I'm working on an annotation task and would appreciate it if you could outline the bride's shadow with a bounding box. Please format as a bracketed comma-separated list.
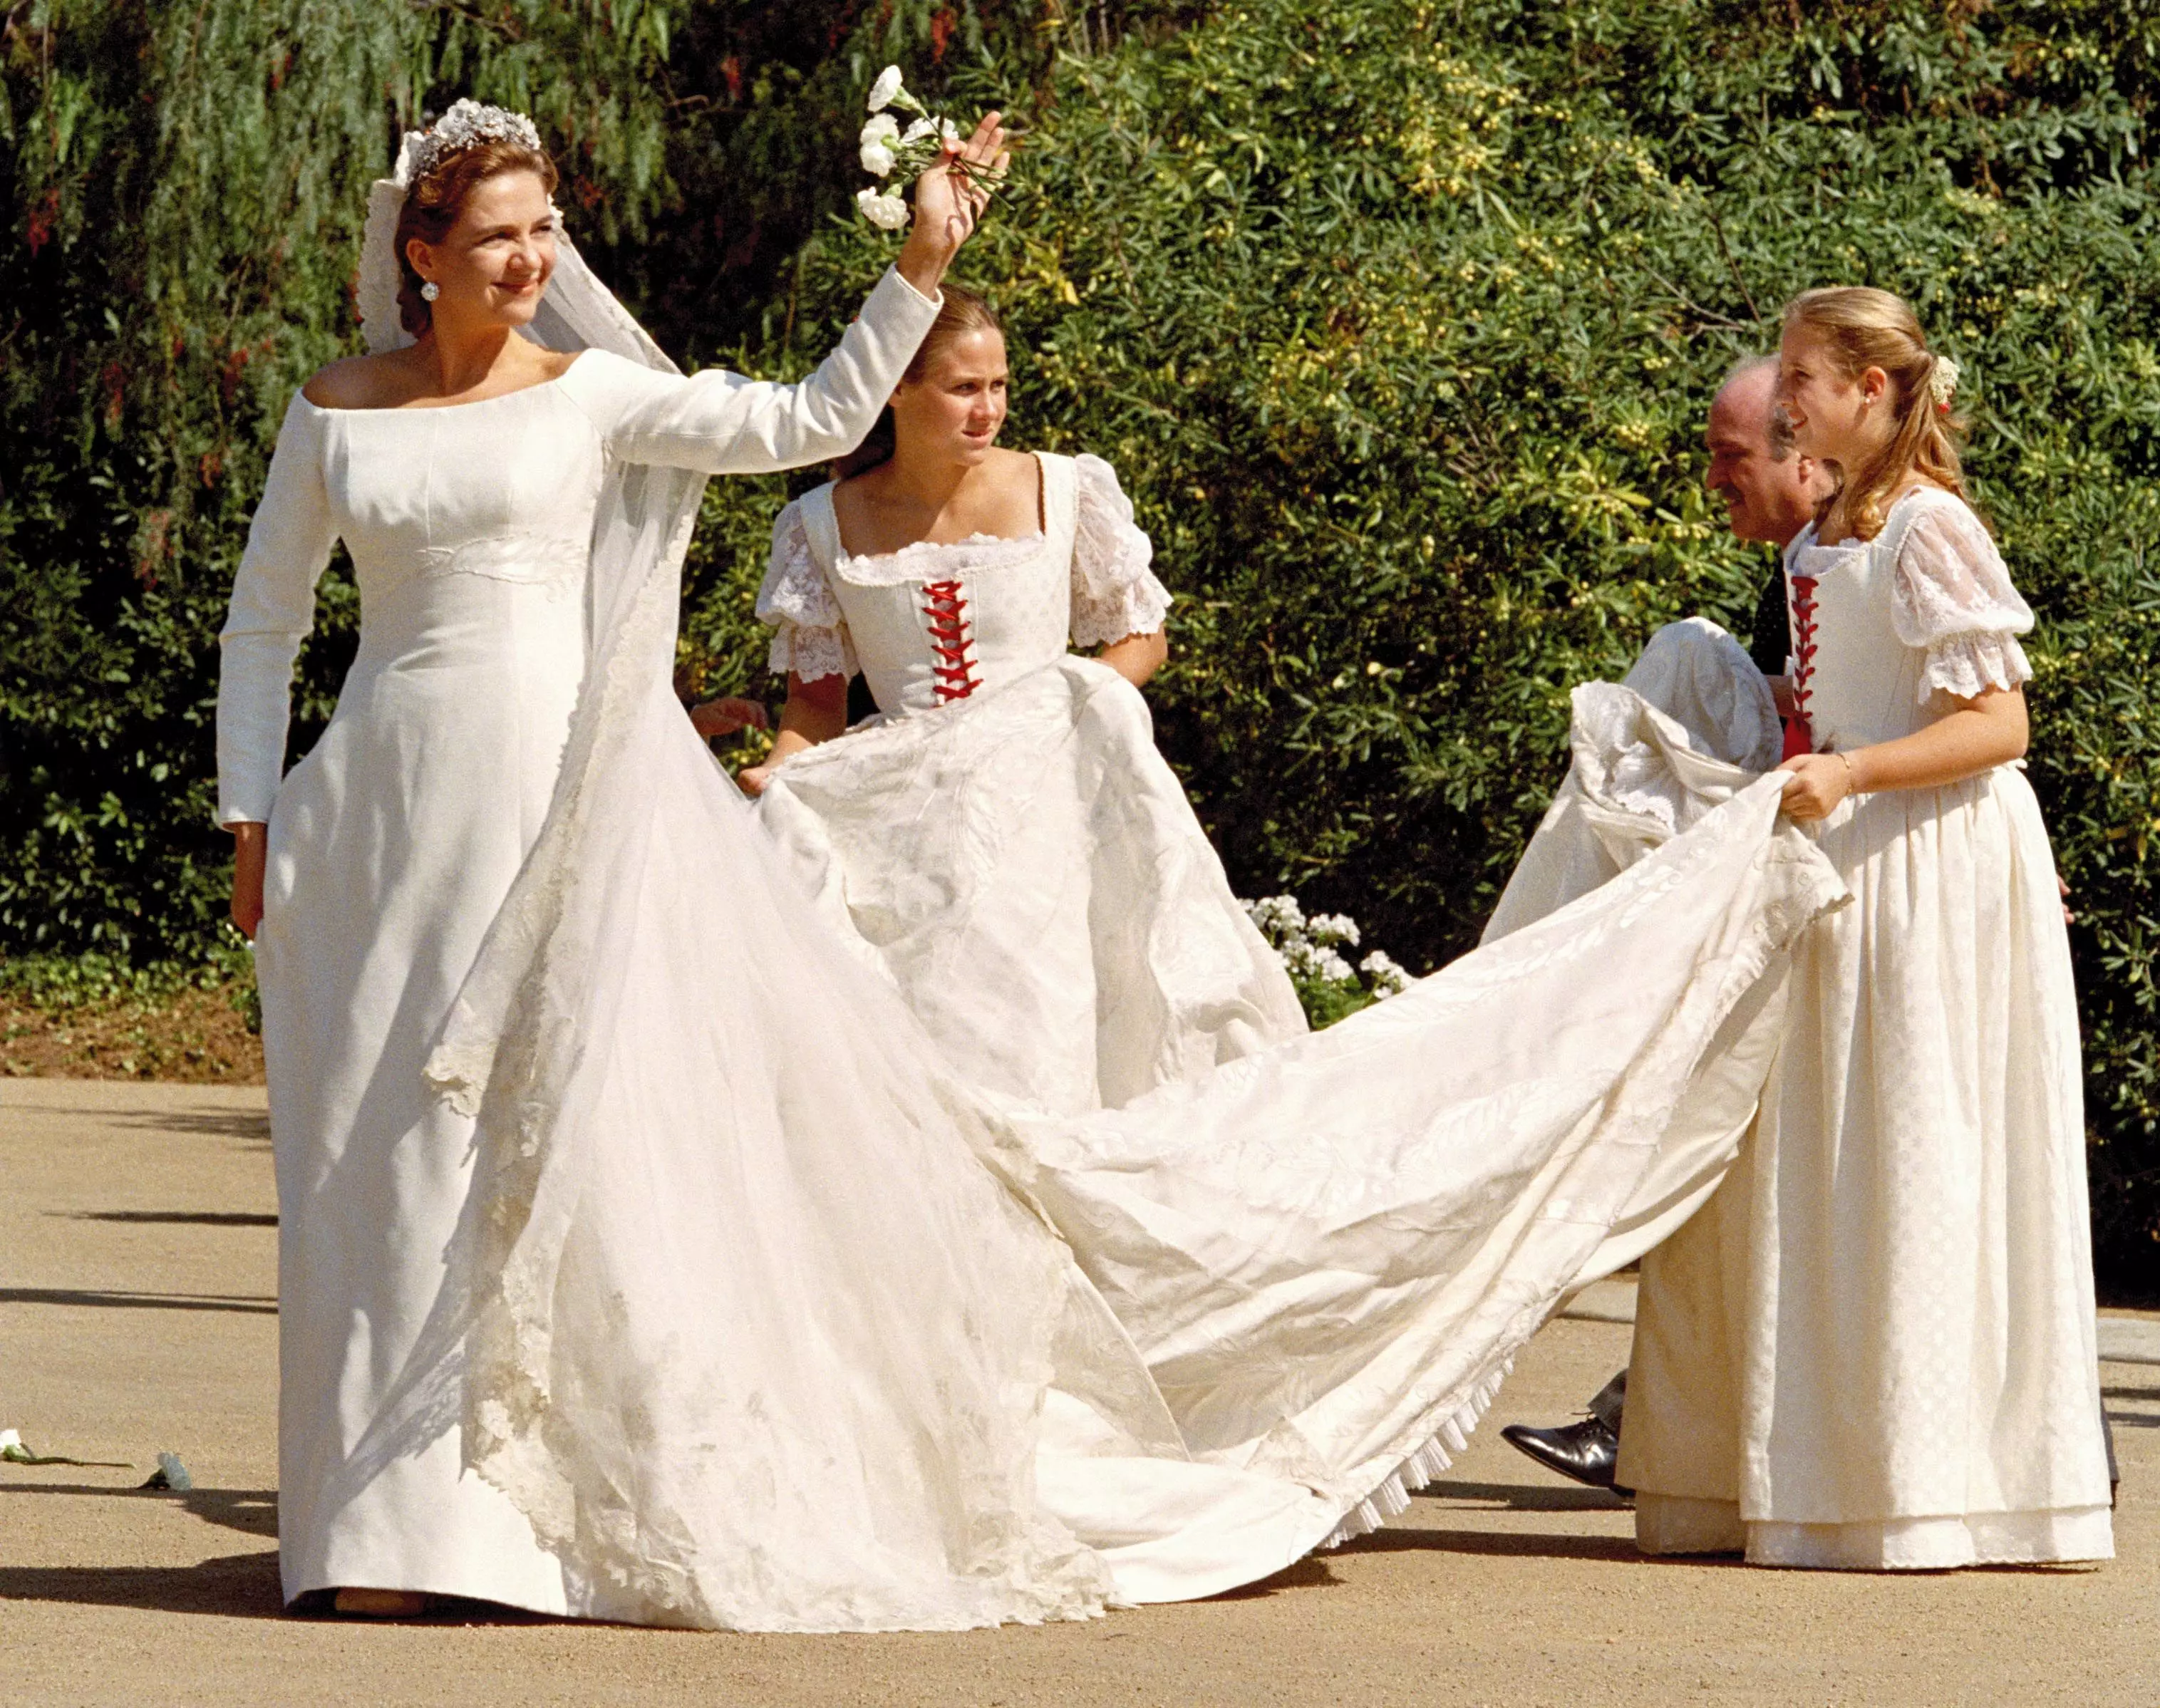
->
[0, 1482, 283, 1618]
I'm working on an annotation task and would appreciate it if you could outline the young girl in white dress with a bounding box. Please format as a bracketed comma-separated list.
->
[1619, 286, 2113, 1570]
[700, 286, 1304, 1115]
[216, 102, 1003, 1617]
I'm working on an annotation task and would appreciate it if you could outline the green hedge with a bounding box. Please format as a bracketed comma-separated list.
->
[6, 1, 2155, 1283]
[685, 0, 2160, 1282]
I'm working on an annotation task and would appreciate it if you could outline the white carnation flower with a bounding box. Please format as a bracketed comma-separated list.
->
[860, 112, 900, 147]
[860, 138, 896, 177]
[867, 66, 905, 113]
[856, 187, 912, 231]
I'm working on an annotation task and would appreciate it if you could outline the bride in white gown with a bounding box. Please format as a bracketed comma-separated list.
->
[215, 101, 1003, 1615]
[227, 100, 1851, 1632]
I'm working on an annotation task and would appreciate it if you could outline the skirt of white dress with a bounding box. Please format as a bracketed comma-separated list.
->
[1622, 762, 2115, 1569]
[753, 656, 1308, 1115]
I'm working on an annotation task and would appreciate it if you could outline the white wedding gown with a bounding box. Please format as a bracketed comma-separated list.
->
[753, 451, 1306, 1114]
[215, 265, 944, 1609]
[224, 237, 1854, 1630]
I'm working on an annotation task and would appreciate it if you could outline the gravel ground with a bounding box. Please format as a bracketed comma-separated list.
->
[3, 1078, 2154, 1707]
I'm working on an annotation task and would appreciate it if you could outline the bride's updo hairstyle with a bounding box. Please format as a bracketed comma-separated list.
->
[393, 135, 559, 338]
[834, 283, 1003, 477]
[1782, 285, 1969, 541]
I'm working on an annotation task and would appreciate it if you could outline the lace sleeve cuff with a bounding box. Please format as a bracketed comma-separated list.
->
[1921, 630, 2032, 703]
[1070, 453, 1174, 648]
[767, 621, 858, 685]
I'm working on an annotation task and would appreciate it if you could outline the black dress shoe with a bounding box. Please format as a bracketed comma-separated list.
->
[1502, 1417, 1626, 1493]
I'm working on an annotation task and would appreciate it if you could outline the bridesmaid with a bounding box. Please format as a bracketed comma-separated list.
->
[1620, 286, 2112, 1569]
[695, 286, 1306, 1116]
[218, 102, 1003, 1616]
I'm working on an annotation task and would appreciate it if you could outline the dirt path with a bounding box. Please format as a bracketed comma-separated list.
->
[3, 1079, 2154, 1707]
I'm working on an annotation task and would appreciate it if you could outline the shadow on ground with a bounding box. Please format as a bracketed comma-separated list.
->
[0, 1287, 275, 1314]
[1336, 1526, 1654, 1565]
[0, 1549, 284, 1619]
[1418, 1478, 1631, 1512]
[61, 1211, 277, 1227]
[0, 1483, 278, 1540]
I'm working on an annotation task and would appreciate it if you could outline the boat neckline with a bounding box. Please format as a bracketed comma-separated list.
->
[295, 351, 589, 415]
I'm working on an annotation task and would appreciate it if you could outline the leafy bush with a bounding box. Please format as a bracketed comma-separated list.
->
[6, 1, 2154, 1282]
[692, 0, 2159, 1282]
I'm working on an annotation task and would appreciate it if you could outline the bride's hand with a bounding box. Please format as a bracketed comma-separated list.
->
[736, 764, 772, 798]
[690, 696, 770, 740]
[896, 111, 1010, 292]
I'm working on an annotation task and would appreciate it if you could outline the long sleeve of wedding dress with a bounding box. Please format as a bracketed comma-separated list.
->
[560, 269, 941, 475]
[215, 398, 336, 825]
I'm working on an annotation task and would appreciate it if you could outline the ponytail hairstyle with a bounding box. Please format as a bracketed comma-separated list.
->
[832, 282, 1004, 478]
[1781, 286, 1970, 541]
[393, 136, 559, 339]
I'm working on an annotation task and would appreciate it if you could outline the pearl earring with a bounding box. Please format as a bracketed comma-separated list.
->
[420, 281, 440, 302]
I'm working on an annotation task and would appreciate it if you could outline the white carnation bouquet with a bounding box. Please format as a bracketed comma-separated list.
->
[854, 65, 1001, 230]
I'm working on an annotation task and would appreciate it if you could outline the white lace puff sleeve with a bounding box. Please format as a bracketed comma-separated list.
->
[1070, 455, 1172, 648]
[1891, 494, 2035, 703]
[754, 502, 857, 683]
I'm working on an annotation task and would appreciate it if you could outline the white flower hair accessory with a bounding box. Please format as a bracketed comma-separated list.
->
[1928, 353, 1961, 414]
[356, 100, 548, 355]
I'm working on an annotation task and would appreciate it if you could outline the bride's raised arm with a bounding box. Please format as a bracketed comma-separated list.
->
[564, 113, 1008, 476]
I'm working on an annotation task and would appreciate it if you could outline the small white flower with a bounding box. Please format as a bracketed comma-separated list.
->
[860, 112, 899, 146]
[0, 1428, 21, 1453]
[1308, 912, 1360, 947]
[1313, 948, 1357, 984]
[1360, 950, 1411, 998]
[1928, 354, 1961, 410]
[1244, 894, 1306, 936]
[860, 138, 896, 177]
[856, 187, 911, 230]
[867, 66, 905, 113]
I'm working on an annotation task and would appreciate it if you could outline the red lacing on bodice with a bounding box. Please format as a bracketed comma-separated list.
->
[920, 579, 981, 703]
[1782, 573, 1819, 760]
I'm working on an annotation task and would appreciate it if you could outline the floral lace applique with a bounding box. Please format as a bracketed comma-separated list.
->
[756, 502, 858, 682]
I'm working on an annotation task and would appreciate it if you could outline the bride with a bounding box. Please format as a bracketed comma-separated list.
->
[216, 99, 1005, 1616]
[224, 100, 1848, 1632]
[703, 282, 1305, 1114]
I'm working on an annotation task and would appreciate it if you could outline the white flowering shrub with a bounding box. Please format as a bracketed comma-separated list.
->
[1243, 895, 1412, 1028]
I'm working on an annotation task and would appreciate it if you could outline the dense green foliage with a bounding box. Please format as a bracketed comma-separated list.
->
[5, 1, 2156, 1280]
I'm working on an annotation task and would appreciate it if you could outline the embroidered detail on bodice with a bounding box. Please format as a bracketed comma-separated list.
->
[756, 452, 1174, 700]
[1781, 488, 2036, 753]
[921, 579, 983, 702]
[417, 531, 588, 594]
[1782, 573, 1821, 760]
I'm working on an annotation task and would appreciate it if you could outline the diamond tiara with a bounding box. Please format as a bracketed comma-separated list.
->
[401, 99, 543, 185]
